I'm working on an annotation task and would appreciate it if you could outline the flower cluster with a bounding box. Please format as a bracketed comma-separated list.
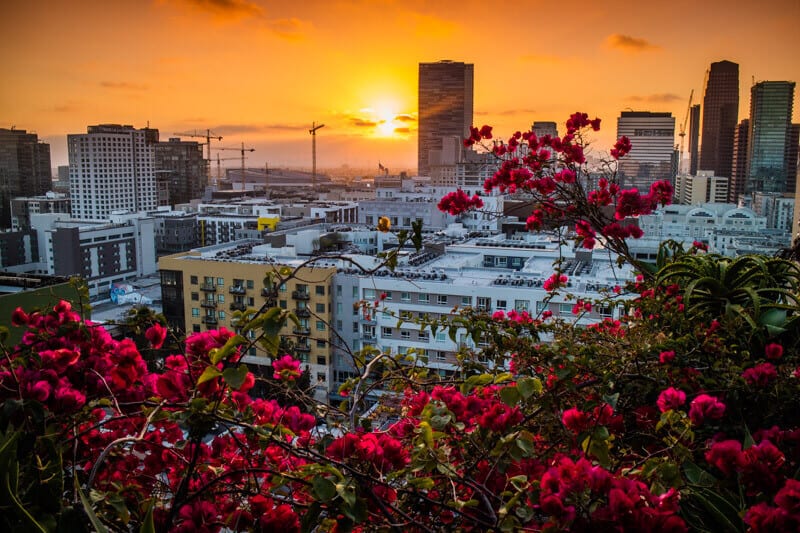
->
[437, 188, 485, 215]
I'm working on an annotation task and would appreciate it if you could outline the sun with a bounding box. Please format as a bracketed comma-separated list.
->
[372, 102, 401, 138]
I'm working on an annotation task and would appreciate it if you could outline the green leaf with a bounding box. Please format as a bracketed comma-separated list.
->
[516, 377, 542, 399]
[312, 476, 337, 502]
[408, 477, 435, 490]
[196, 366, 222, 386]
[418, 421, 434, 448]
[76, 480, 108, 533]
[222, 365, 249, 390]
[499, 386, 520, 406]
[139, 500, 156, 533]
[211, 334, 248, 364]
[494, 372, 514, 384]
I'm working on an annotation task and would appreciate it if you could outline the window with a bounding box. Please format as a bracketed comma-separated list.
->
[336, 302, 342, 314]
[382, 327, 393, 337]
[248, 297, 255, 306]
[400, 310, 412, 319]
[364, 288, 376, 299]
[418, 331, 429, 342]
[496, 300, 507, 309]
[190, 275, 198, 284]
[418, 294, 429, 303]
[317, 372, 326, 382]
[477, 297, 490, 310]
[279, 300, 287, 309]
[352, 286, 358, 298]
[401, 292, 410, 301]
[316, 356, 326, 365]
[497, 257, 507, 266]
[336, 285, 342, 296]
[384, 291, 392, 300]
[218, 294, 225, 303]
[316, 321, 326, 331]
[401, 331, 410, 339]
[436, 351, 446, 361]
[191, 308, 199, 317]
[353, 322, 359, 333]
[191, 292, 199, 301]
[279, 283, 287, 292]
[363, 325, 375, 339]
[218, 311, 226, 320]
[316, 340, 326, 348]
[247, 279, 254, 289]
[216, 277, 224, 286]
[437, 295, 448, 305]
[515, 299, 528, 311]
[559, 303, 573, 315]
[192, 324, 201, 332]
[316, 286, 325, 296]
[316, 303, 325, 313]
[336, 320, 342, 330]
[436, 331, 447, 342]
[461, 296, 472, 306]
[536, 301, 547, 313]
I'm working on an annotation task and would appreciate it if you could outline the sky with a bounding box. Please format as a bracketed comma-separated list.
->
[2, 0, 800, 174]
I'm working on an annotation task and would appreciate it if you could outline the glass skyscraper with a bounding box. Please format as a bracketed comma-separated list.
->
[699, 60, 739, 178]
[746, 81, 796, 194]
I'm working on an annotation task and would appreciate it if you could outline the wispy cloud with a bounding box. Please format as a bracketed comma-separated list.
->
[605, 33, 659, 52]
[351, 118, 379, 128]
[266, 17, 311, 40]
[394, 114, 416, 123]
[627, 93, 682, 103]
[394, 127, 411, 134]
[170, 0, 263, 19]
[166, 0, 311, 39]
[100, 81, 149, 91]
[211, 123, 308, 135]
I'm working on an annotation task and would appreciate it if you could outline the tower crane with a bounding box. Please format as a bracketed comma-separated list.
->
[215, 154, 241, 185]
[217, 143, 255, 192]
[677, 89, 694, 173]
[172, 129, 223, 184]
[309, 122, 325, 189]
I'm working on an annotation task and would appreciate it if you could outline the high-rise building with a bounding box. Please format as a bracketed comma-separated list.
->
[532, 121, 559, 139]
[418, 61, 474, 177]
[68, 124, 159, 220]
[699, 60, 739, 178]
[745, 81, 796, 195]
[729, 119, 750, 203]
[688, 104, 701, 175]
[0, 128, 52, 228]
[615, 111, 676, 190]
[674, 171, 728, 205]
[155, 138, 207, 206]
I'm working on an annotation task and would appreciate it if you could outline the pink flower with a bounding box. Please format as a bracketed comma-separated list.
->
[437, 189, 484, 216]
[543, 273, 568, 292]
[656, 387, 686, 413]
[479, 125, 493, 139]
[704, 439, 742, 476]
[11, 307, 29, 326]
[610, 136, 632, 159]
[765, 343, 784, 360]
[688, 394, 726, 426]
[659, 350, 676, 364]
[743, 362, 778, 387]
[562, 407, 590, 434]
[273, 355, 301, 381]
[144, 323, 167, 349]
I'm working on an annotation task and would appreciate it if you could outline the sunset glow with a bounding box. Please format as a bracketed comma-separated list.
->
[2, 0, 799, 172]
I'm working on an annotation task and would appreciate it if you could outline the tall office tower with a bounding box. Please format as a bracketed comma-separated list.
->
[532, 121, 559, 139]
[418, 61, 474, 177]
[729, 119, 750, 203]
[0, 129, 52, 228]
[68, 125, 159, 220]
[688, 104, 701, 175]
[787, 124, 800, 196]
[615, 111, 676, 190]
[699, 60, 739, 177]
[155, 138, 207, 206]
[746, 81, 796, 194]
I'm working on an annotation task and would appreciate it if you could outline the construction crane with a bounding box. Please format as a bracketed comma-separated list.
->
[173, 129, 223, 184]
[218, 143, 255, 192]
[677, 89, 694, 173]
[309, 122, 325, 189]
[215, 154, 241, 185]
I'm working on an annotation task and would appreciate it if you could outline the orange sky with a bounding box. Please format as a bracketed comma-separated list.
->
[2, 0, 799, 173]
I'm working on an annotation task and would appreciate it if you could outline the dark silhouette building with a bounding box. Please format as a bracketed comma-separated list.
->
[700, 61, 739, 178]
[418, 61, 474, 177]
[0, 129, 52, 228]
[155, 138, 207, 206]
[729, 119, 750, 203]
[688, 104, 701, 175]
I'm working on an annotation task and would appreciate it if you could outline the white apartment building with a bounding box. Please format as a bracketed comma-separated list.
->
[68, 125, 159, 220]
[674, 172, 729, 205]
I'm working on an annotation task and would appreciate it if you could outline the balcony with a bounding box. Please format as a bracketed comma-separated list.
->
[200, 283, 216, 292]
[200, 300, 217, 308]
[262, 288, 278, 298]
[292, 326, 311, 336]
[202, 316, 218, 325]
[295, 308, 311, 318]
[229, 302, 247, 312]
[229, 285, 246, 295]
[292, 290, 310, 301]
[295, 344, 311, 353]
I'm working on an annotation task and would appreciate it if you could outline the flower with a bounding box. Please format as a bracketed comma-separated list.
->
[656, 387, 686, 413]
[437, 189, 484, 216]
[377, 216, 391, 232]
[765, 343, 784, 360]
[273, 355, 302, 381]
[688, 394, 726, 426]
[704, 439, 742, 476]
[742, 362, 778, 387]
[144, 323, 167, 349]
[659, 350, 676, 364]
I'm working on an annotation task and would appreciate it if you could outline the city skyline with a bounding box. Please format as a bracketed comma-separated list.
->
[3, 0, 800, 172]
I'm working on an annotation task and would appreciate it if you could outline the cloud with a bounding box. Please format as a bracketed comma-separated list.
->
[211, 123, 309, 135]
[351, 118, 379, 128]
[627, 93, 682, 103]
[99, 81, 149, 91]
[170, 0, 263, 19]
[394, 114, 416, 123]
[394, 127, 411, 134]
[605, 33, 659, 52]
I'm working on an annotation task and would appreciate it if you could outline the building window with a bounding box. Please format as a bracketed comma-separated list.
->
[190, 275, 198, 284]
[515, 299, 528, 311]
[192, 324, 201, 333]
[436, 351, 446, 361]
[336, 320, 342, 330]
[247, 279, 254, 289]
[436, 331, 446, 343]
[216, 277, 224, 286]
[401, 292, 410, 301]
[461, 296, 472, 306]
[218, 294, 225, 303]
[279, 300, 287, 309]
[218, 311, 226, 320]
[336, 285, 342, 296]
[316, 339, 326, 348]
[401, 331, 410, 339]
[279, 283, 287, 292]
[191, 292, 199, 301]
[316, 321, 326, 331]
[418, 294, 429, 303]
[496, 300, 507, 309]
[477, 297, 490, 310]
[418, 331, 429, 342]
[437, 295, 448, 305]
[353, 322, 359, 333]
[316, 285, 325, 296]
[364, 288, 375, 299]
[191, 308, 199, 317]
[316, 303, 325, 313]
[382, 327, 393, 337]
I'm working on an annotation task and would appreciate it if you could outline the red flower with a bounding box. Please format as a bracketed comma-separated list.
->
[610, 136, 632, 159]
[144, 323, 167, 349]
[742, 362, 777, 387]
[659, 350, 676, 364]
[562, 407, 590, 434]
[656, 387, 686, 413]
[704, 439, 742, 476]
[688, 394, 726, 426]
[11, 307, 29, 326]
[437, 189, 484, 215]
[765, 343, 784, 360]
[273, 355, 301, 381]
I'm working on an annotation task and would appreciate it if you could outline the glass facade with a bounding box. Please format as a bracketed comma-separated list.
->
[746, 81, 796, 194]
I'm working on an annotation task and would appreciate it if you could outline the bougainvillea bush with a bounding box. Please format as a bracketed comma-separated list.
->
[2, 115, 800, 532]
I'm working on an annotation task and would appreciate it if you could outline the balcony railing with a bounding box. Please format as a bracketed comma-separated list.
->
[295, 345, 311, 353]
[229, 286, 246, 295]
[292, 327, 311, 336]
[262, 288, 278, 298]
[292, 290, 310, 300]
[200, 300, 217, 308]
[200, 283, 216, 292]
[295, 308, 311, 318]
[229, 302, 247, 312]
[202, 316, 218, 325]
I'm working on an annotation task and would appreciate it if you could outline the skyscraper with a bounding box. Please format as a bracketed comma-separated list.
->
[68, 124, 159, 220]
[700, 61, 739, 178]
[688, 104, 701, 175]
[729, 119, 750, 203]
[0, 128, 52, 228]
[615, 111, 676, 190]
[745, 81, 796, 194]
[418, 61, 474, 177]
[155, 138, 207, 206]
